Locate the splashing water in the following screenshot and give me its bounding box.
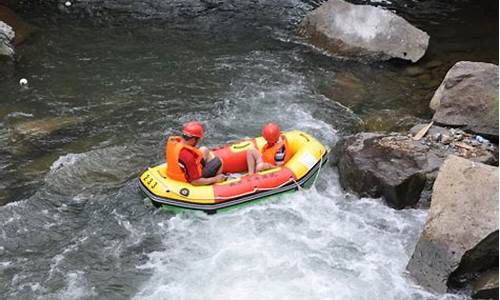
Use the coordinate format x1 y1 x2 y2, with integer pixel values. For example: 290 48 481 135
0 1 492 297
132 170 462 300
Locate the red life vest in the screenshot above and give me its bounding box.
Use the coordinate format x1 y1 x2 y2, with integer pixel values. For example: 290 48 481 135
165 136 203 182
262 136 291 166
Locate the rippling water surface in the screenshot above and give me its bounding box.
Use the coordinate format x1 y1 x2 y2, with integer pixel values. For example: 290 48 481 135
0 0 497 298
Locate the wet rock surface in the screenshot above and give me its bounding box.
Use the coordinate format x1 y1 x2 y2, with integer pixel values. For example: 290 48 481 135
332 124 498 208
297 0 429 62
430 61 499 139
472 270 499 299
0 20 14 58
407 155 499 295
363 109 424 133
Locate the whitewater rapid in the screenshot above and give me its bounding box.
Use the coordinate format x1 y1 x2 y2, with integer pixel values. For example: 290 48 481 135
0 14 479 299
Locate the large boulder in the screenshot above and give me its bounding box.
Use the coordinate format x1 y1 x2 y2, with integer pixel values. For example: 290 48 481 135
332 126 497 208
297 0 429 62
0 20 14 59
430 61 499 139
407 155 498 295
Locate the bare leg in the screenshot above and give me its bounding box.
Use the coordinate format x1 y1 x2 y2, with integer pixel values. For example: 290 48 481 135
200 146 224 174
247 147 258 175
199 146 210 161
247 147 274 174
256 162 274 172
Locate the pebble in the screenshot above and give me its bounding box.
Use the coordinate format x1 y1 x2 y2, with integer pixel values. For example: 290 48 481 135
441 135 451 144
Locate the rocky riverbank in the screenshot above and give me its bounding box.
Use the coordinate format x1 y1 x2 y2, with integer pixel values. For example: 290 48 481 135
298 2 498 296
331 59 498 298
332 125 497 208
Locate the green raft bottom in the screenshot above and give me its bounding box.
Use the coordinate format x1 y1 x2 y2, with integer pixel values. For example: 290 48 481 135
151 166 320 215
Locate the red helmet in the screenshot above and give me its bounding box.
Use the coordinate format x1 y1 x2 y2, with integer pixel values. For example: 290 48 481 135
262 123 281 145
182 121 204 138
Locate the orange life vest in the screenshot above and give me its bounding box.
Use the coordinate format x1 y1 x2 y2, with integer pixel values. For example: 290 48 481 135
166 136 204 182
262 136 291 166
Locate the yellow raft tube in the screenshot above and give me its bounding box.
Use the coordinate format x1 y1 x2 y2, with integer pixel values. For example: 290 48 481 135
139 130 328 212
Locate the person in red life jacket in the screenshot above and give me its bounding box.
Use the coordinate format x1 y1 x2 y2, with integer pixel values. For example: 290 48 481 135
246 123 291 175
166 121 226 185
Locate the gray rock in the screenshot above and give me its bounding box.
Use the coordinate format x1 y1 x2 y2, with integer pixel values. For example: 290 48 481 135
333 133 432 208
332 132 497 209
0 5 32 45
430 61 499 139
0 20 14 59
407 156 499 294
472 270 499 299
297 0 429 62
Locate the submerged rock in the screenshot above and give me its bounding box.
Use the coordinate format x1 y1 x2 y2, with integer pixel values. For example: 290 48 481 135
430 61 499 139
320 71 367 110
7 116 85 157
0 20 14 59
297 0 429 62
407 155 498 295
312 98 365 134
332 125 497 208
11 116 82 141
363 109 423 133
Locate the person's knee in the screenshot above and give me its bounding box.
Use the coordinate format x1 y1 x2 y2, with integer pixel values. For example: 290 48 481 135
199 146 208 155
199 147 211 160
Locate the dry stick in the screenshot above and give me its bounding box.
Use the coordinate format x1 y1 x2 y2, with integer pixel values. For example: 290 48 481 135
412 121 434 141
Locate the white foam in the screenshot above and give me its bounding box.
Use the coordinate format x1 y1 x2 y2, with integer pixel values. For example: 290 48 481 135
334 8 386 41
133 184 465 300
49 153 82 172
58 271 97 299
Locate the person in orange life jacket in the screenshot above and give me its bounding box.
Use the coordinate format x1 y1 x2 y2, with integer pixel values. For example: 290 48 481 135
246 123 291 175
166 121 226 185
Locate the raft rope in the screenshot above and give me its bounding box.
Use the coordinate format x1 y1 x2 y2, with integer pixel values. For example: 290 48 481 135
291 177 305 192
312 152 325 187
290 152 325 192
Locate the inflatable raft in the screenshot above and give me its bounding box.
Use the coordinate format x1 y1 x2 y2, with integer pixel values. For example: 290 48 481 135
139 130 328 213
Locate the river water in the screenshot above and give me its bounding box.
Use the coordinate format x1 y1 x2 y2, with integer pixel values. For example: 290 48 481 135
0 0 497 299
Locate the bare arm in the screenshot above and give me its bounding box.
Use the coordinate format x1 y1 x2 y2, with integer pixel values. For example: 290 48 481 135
190 174 225 186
